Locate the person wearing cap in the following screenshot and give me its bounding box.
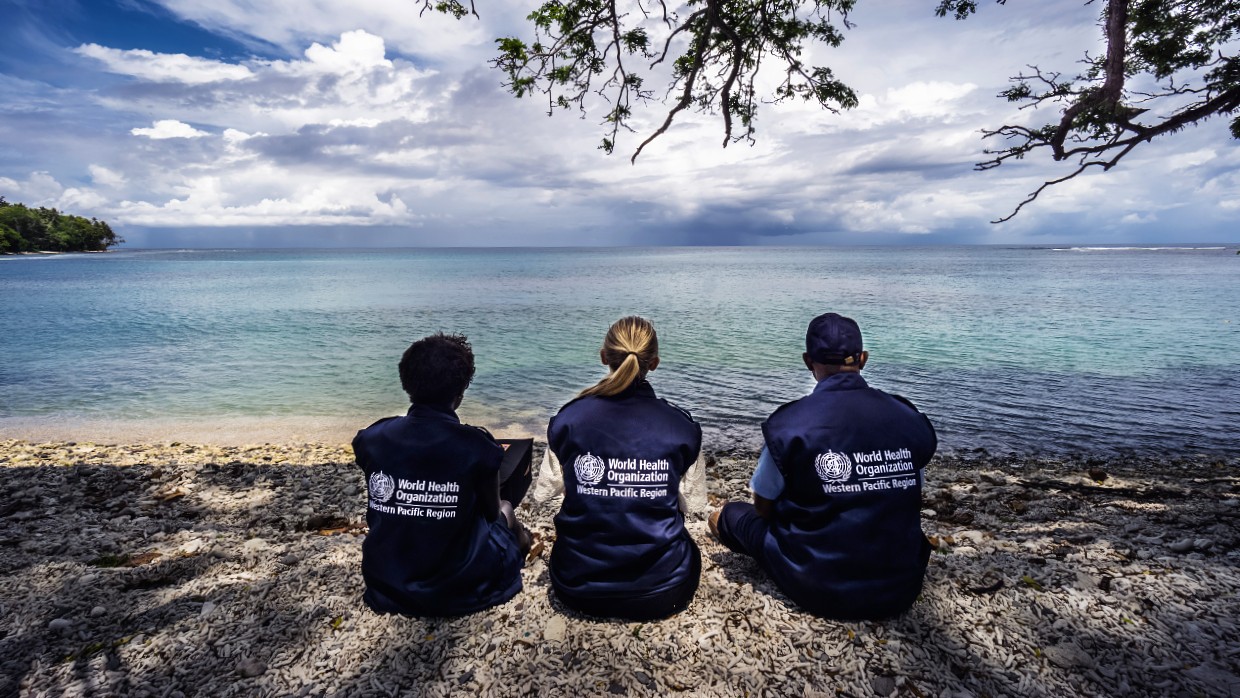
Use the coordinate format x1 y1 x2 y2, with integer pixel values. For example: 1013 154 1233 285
353 332 533 617
709 313 937 620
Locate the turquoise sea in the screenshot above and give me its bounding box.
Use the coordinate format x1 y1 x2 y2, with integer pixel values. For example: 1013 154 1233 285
1 246 1237 455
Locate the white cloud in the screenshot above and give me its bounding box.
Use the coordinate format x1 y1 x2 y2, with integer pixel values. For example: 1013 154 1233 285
58 188 108 210
113 170 422 227
89 165 126 188
131 120 211 139
329 118 384 128
222 128 254 143
1121 212 1159 224
82 32 437 137
795 80 985 137
153 0 497 65
885 81 980 119
0 172 107 214
302 30 391 73
840 199 931 234
75 44 253 84
1165 148 1217 172
0 171 66 203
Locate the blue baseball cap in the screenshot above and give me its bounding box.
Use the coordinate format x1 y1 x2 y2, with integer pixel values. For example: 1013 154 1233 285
806 313 863 365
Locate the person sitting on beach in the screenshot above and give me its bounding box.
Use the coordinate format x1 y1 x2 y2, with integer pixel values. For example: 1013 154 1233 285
353 333 532 617
710 312 937 620
547 316 702 621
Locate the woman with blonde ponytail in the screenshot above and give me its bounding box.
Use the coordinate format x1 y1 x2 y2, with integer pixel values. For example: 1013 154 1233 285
547 316 702 620
577 315 660 398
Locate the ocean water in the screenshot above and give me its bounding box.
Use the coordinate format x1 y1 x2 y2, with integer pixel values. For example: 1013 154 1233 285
1 246 1237 455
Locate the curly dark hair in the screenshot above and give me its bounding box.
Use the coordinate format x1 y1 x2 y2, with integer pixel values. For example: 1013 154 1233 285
398 333 476 405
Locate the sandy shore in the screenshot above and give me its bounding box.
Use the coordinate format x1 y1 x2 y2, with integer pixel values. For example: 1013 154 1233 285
1 441 1238 697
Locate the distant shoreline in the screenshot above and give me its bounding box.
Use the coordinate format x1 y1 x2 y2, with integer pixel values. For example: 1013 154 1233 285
0 249 111 256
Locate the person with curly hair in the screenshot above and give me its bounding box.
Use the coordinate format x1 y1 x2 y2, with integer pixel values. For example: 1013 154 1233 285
353 332 532 617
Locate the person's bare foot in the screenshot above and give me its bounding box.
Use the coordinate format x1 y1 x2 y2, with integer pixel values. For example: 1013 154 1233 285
708 506 724 540
525 532 544 563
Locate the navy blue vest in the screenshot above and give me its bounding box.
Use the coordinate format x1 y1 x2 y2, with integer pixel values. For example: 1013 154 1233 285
761 372 936 618
547 379 702 602
353 404 523 617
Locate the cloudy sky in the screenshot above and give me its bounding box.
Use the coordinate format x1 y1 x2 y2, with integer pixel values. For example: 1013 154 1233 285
0 0 1236 246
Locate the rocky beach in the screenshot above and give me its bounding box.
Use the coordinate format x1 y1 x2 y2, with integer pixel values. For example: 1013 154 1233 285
1 440 1238 697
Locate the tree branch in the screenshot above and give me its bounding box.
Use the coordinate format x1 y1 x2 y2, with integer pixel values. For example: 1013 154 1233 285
980 0 1240 221
632 12 712 161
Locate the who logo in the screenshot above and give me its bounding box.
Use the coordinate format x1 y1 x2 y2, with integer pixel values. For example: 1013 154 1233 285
368 471 396 502
814 451 852 483
573 452 606 485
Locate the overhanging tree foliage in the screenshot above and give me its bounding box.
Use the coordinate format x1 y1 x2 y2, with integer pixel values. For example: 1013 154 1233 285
492 0 859 161
448 0 1240 220
942 0 1240 221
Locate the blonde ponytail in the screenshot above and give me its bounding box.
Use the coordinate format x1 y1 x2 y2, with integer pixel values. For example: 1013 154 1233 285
578 316 659 398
